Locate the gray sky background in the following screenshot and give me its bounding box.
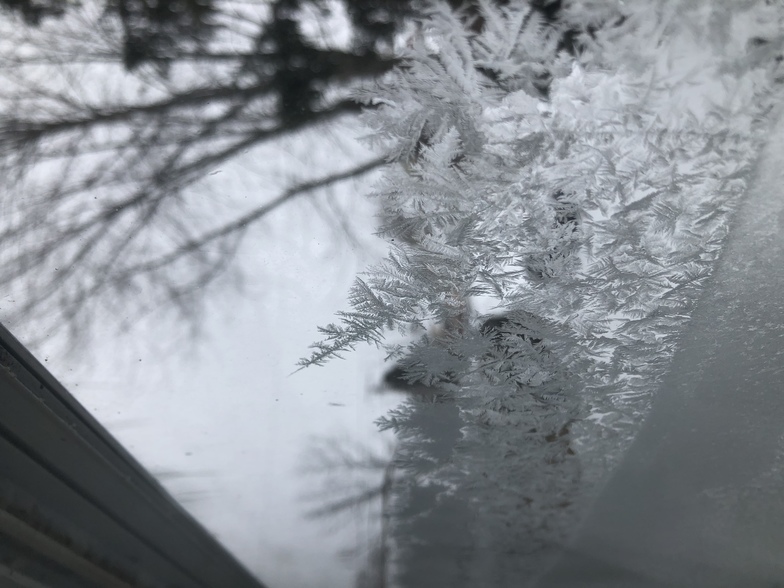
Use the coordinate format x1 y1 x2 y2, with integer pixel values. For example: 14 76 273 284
13 133 403 588
0 7 410 585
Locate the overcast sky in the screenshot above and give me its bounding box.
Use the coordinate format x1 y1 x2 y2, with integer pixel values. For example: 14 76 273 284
0 5 413 585
14 131 403 588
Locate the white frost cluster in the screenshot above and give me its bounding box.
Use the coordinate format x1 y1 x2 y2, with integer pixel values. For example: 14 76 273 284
303 0 784 585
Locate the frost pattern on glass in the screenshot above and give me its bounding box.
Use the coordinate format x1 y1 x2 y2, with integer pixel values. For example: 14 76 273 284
301 0 784 584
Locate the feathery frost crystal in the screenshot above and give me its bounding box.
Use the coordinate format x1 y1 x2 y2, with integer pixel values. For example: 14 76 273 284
302 1 784 584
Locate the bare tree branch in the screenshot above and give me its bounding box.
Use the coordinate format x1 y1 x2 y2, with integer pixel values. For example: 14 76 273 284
119 155 388 278
0 0 403 342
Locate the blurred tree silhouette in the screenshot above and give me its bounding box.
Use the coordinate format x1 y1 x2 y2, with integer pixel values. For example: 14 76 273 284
0 0 575 344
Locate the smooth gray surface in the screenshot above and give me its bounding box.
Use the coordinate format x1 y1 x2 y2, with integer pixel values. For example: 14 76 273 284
537 116 784 588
